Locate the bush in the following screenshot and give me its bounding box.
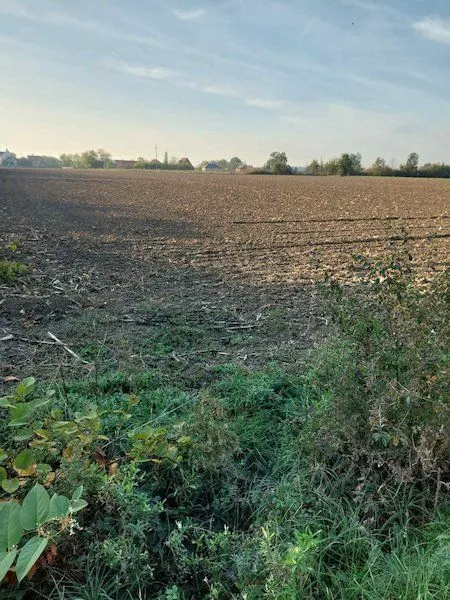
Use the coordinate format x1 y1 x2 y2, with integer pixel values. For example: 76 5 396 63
0 259 28 282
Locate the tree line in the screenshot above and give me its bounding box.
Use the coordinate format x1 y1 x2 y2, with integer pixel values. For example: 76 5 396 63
4 148 450 178
304 151 450 178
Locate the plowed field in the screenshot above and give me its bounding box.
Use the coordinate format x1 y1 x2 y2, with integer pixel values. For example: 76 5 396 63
1 169 449 381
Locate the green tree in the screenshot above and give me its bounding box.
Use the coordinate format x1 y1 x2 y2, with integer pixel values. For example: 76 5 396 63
164 151 169 167
349 152 362 174
323 158 339 175
401 152 419 175
217 159 229 170
228 156 244 172
338 153 354 176
337 153 362 176
80 150 102 169
59 154 73 167
265 151 292 174
367 156 393 176
135 157 150 169
17 157 33 167
97 149 112 169
306 159 321 175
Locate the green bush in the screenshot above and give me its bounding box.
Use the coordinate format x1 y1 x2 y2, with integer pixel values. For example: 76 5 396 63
0 259 28 282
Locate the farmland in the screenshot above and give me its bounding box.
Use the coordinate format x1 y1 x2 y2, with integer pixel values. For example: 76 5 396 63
1 169 448 376
0 169 449 599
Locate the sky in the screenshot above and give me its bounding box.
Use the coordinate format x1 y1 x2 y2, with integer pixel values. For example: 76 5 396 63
0 0 450 166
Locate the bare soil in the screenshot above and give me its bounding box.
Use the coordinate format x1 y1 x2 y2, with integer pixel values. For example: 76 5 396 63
1 169 448 384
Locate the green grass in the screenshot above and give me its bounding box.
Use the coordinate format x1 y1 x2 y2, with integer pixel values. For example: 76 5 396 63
1 259 448 599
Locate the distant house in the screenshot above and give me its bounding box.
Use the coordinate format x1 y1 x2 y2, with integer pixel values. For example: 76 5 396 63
114 160 135 169
178 157 194 170
201 162 222 172
0 149 17 167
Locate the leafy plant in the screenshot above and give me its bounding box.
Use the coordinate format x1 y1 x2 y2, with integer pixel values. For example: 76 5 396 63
0 259 28 283
0 483 87 583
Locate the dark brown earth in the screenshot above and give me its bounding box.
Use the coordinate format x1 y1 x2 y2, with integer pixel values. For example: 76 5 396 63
1 169 449 384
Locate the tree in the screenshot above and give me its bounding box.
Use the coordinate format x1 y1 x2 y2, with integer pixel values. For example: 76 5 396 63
337 153 362 176
265 151 291 175
80 150 102 169
228 157 244 172
135 157 150 169
216 159 229 170
323 158 339 175
97 149 112 169
59 154 73 167
306 159 321 175
17 157 33 167
164 152 169 166
367 156 393 176
401 152 419 175
338 153 354 176
349 153 362 175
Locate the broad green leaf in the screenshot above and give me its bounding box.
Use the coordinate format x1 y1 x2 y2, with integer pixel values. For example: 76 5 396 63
12 429 34 442
15 377 36 399
0 397 14 409
13 449 35 475
0 501 23 550
70 499 88 513
52 421 78 435
8 403 31 427
0 468 6 482
1 479 20 494
15 536 47 582
20 484 50 531
28 397 50 410
0 449 8 462
49 494 70 519
34 429 50 439
35 464 52 475
71 485 84 501
0 548 17 582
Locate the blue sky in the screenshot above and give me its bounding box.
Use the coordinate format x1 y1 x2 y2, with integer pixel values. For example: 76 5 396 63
1 0 449 166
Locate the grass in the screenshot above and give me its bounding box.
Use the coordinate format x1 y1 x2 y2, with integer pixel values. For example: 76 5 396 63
0 258 448 598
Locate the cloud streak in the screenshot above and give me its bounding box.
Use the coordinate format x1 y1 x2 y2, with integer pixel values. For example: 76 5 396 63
103 57 286 112
413 17 450 45
172 8 206 22
0 0 163 47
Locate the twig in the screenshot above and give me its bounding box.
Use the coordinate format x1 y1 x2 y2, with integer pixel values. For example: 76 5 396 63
47 331 90 364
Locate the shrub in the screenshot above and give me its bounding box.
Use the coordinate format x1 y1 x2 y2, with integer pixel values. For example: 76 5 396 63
0 259 28 282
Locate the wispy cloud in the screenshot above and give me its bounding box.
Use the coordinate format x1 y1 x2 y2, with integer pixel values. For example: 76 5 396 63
103 57 286 112
199 84 239 97
0 0 32 18
0 0 163 47
116 65 178 81
413 17 450 45
245 98 286 110
340 0 399 17
172 8 206 22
